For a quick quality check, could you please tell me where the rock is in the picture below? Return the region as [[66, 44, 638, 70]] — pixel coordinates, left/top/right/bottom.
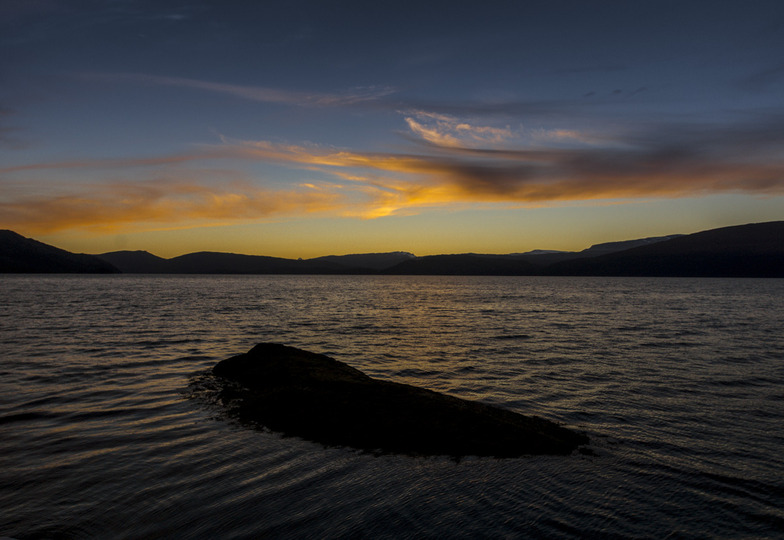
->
[[211, 343, 589, 457]]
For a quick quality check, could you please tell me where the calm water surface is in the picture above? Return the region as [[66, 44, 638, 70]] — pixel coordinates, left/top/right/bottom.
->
[[1, 275, 783, 539]]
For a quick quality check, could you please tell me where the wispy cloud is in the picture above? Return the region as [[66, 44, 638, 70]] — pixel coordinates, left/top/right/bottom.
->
[[4, 113, 783, 233], [529, 128, 595, 144], [93, 73, 396, 107], [405, 117, 462, 147], [91, 71, 616, 122], [403, 111, 515, 148], [0, 178, 342, 235], [401, 110, 607, 150], [0, 153, 216, 174], [216, 113, 784, 214]]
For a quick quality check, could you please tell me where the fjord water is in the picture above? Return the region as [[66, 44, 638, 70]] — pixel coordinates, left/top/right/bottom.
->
[[1, 275, 782, 539]]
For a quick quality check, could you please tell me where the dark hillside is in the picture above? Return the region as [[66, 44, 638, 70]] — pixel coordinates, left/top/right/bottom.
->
[[165, 252, 349, 274], [97, 250, 172, 273], [309, 252, 415, 271], [547, 222, 784, 277], [0, 230, 119, 273]]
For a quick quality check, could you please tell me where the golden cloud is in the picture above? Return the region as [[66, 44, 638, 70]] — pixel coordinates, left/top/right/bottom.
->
[[221, 137, 784, 205], [0, 179, 343, 235], [3, 112, 784, 235]]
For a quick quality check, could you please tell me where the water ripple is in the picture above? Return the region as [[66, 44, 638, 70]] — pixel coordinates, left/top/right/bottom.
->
[[1, 275, 783, 538]]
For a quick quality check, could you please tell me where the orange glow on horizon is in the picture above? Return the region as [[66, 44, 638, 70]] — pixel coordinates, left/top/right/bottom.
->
[[3, 137, 783, 249]]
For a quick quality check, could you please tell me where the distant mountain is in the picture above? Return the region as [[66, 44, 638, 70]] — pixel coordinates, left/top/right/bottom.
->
[[97, 250, 171, 273], [577, 235, 683, 257], [97, 249, 415, 274], [3, 221, 782, 276], [382, 236, 686, 275], [507, 235, 681, 267], [308, 252, 415, 271], [548, 221, 784, 277], [512, 249, 567, 256], [0, 230, 119, 273], [163, 252, 348, 274]]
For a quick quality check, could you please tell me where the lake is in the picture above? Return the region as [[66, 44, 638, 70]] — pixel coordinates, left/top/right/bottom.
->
[[1, 275, 782, 538]]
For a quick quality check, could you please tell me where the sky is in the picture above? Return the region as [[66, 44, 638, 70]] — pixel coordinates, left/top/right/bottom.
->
[[1, 0, 783, 258]]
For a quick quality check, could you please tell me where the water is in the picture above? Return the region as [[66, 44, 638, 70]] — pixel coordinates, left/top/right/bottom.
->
[[1, 275, 782, 539]]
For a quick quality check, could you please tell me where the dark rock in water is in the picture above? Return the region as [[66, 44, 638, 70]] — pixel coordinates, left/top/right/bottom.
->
[[211, 343, 588, 457]]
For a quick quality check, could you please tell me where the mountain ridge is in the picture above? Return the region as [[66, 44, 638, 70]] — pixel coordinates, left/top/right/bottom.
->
[[547, 221, 784, 277], [0, 230, 119, 273], [2, 221, 782, 276]]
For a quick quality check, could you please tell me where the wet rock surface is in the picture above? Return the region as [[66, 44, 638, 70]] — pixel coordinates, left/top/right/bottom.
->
[[211, 343, 589, 457]]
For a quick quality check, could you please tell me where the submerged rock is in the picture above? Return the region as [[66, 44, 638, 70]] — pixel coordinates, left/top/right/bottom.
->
[[211, 343, 588, 457]]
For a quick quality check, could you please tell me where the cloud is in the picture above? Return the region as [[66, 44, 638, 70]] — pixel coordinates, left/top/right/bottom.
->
[[215, 113, 784, 215], [85, 71, 646, 126], [391, 97, 588, 120], [114, 75, 587, 119], [405, 117, 462, 147], [401, 110, 606, 150], [403, 111, 515, 148], [4, 113, 783, 233], [94, 73, 396, 107], [0, 153, 214, 174], [530, 128, 592, 143], [0, 179, 343, 235]]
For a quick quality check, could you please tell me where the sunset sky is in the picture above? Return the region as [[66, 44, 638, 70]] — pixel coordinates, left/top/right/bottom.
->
[[2, 0, 783, 258]]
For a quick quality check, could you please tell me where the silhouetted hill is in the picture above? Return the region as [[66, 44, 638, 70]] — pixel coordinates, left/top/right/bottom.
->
[[380, 235, 684, 275], [95, 250, 415, 273], [0, 230, 119, 273], [3, 221, 782, 276], [384, 254, 539, 275], [548, 222, 784, 277], [309, 252, 415, 271], [164, 252, 349, 274], [577, 235, 683, 257], [509, 235, 681, 266], [97, 250, 172, 273], [508, 251, 578, 266]]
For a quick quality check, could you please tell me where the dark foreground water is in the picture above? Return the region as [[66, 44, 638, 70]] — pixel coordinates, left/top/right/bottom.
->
[[1, 275, 783, 539]]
